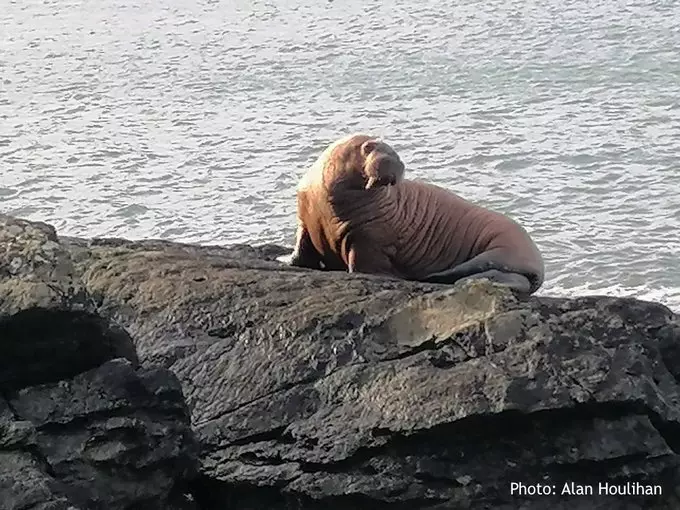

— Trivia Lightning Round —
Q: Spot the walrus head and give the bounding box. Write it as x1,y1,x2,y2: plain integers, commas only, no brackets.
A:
360,138,406,190
308,133,406,192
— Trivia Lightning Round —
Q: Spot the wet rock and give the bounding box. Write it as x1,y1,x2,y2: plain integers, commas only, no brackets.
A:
0,215,138,389
1,360,197,510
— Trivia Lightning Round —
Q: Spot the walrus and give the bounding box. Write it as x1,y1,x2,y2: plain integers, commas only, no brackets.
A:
284,134,545,294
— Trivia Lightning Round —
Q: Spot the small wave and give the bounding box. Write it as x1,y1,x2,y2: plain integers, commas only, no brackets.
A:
544,281,680,313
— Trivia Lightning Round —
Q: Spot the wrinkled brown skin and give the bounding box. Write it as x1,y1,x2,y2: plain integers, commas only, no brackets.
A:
287,133,406,271
337,180,545,294
286,134,544,294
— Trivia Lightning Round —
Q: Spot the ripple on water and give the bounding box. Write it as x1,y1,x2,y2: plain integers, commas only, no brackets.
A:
115,204,150,217
1,0,679,311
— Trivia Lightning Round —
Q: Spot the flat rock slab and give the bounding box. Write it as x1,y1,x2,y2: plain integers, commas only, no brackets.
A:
57,228,680,509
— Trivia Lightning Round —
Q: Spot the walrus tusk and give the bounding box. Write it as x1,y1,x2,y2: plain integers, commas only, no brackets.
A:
365,176,378,189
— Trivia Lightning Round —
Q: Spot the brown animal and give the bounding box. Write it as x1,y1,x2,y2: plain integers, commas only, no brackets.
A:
284,133,545,294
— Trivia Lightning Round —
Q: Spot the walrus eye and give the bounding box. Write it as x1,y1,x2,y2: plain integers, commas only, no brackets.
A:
361,140,377,157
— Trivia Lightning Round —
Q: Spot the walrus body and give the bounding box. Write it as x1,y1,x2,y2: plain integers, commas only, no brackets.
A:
286,134,545,294
331,180,545,293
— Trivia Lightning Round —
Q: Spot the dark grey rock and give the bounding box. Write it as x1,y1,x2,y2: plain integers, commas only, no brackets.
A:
4,214,680,508
0,214,138,389
57,227,680,509
7,358,196,510
0,214,197,509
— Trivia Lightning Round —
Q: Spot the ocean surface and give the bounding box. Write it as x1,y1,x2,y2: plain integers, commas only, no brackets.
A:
1,0,679,310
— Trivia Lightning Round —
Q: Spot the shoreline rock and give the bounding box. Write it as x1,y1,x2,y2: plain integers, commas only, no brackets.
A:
2,214,680,509
1,215,196,509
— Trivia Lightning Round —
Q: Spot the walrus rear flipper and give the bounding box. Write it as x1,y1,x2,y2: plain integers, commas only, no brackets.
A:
419,250,537,294
421,267,533,294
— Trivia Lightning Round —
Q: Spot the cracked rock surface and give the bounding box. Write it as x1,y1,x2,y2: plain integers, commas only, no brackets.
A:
59,225,680,509
3,213,680,508
0,215,196,509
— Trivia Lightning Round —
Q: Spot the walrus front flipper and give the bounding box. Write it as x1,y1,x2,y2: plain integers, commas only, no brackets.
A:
280,225,324,269
347,242,400,278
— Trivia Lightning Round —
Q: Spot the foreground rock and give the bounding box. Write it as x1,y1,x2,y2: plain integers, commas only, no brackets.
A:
3,214,680,509
0,215,196,509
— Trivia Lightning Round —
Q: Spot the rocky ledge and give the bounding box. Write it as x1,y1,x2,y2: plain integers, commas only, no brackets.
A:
1,213,679,509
